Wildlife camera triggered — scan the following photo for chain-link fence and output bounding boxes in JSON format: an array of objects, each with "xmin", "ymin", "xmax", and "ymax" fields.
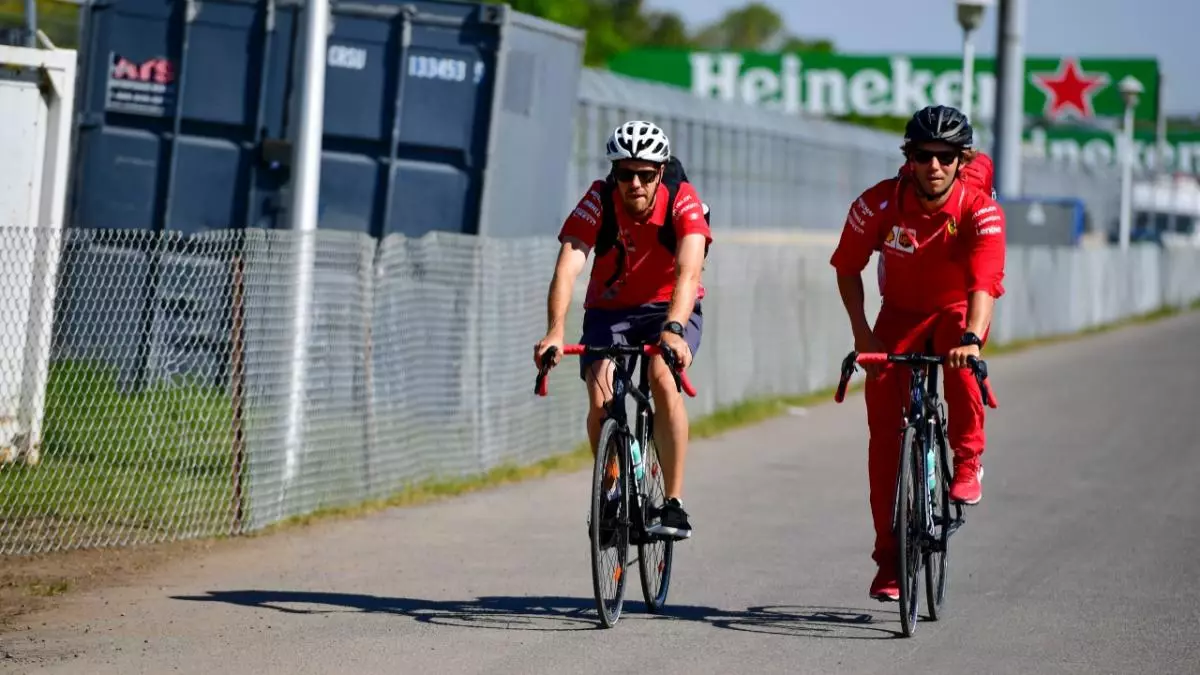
[
  {"xmin": 1, "ymin": 225, "xmax": 1199, "ymax": 555},
  {"xmin": 572, "ymin": 68, "xmax": 1134, "ymax": 238}
]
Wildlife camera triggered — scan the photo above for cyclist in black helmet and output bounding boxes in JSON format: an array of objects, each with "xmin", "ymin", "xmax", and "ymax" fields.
[{"xmin": 830, "ymin": 104, "xmax": 1007, "ymax": 602}]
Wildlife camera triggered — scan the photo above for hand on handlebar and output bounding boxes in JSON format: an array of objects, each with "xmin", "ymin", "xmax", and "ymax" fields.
[
  {"xmin": 535, "ymin": 343, "xmax": 698, "ymax": 398},
  {"xmin": 834, "ymin": 350, "xmax": 999, "ymax": 409},
  {"xmin": 656, "ymin": 339, "xmax": 689, "ymax": 395},
  {"xmin": 947, "ymin": 343, "xmax": 980, "ymax": 370},
  {"xmin": 853, "ymin": 330, "xmax": 886, "ymax": 378},
  {"xmin": 533, "ymin": 334, "xmax": 563, "ymax": 369},
  {"xmin": 658, "ymin": 331, "xmax": 692, "ymax": 370}
]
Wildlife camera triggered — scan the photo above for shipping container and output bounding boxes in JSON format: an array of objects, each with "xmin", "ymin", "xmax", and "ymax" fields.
[
  {"xmin": 55, "ymin": 0, "xmax": 584, "ymax": 394},
  {"xmin": 67, "ymin": 0, "xmax": 585, "ymax": 238}
]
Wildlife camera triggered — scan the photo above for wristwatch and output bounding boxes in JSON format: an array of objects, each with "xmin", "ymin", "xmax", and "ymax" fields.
[
  {"xmin": 662, "ymin": 321, "xmax": 685, "ymax": 337},
  {"xmin": 960, "ymin": 331, "xmax": 982, "ymax": 348}
]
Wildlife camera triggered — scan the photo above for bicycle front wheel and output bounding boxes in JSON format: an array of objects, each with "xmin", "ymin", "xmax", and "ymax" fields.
[
  {"xmin": 925, "ymin": 411, "xmax": 951, "ymax": 621},
  {"xmin": 591, "ymin": 418, "xmax": 630, "ymax": 628},
  {"xmin": 896, "ymin": 425, "xmax": 922, "ymax": 637},
  {"xmin": 637, "ymin": 422, "xmax": 674, "ymax": 612}
]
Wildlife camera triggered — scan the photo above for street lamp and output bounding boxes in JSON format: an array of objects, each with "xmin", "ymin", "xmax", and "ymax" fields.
[
  {"xmin": 1117, "ymin": 75, "xmax": 1144, "ymax": 250},
  {"xmin": 955, "ymin": 0, "xmax": 994, "ymax": 120}
]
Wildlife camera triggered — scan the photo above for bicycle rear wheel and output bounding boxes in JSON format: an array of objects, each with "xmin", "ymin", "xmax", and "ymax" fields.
[
  {"xmin": 636, "ymin": 420, "xmax": 674, "ymax": 612},
  {"xmin": 896, "ymin": 425, "xmax": 923, "ymax": 637},
  {"xmin": 925, "ymin": 409, "xmax": 951, "ymax": 621},
  {"xmin": 591, "ymin": 418, "xmax": 630, "ymax": 628}
]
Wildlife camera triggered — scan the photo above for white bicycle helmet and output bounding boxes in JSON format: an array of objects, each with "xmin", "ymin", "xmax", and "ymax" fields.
[{"xmin": 605, "ymin": 120, "xmax": 671, "ymax": 164}]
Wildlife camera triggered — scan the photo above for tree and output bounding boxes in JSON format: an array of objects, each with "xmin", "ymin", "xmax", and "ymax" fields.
[
  {"xmin": 694, "ymin": 2, "xmax": 785, "ymax": 51},
  {"xmin": 496, "ymin": 0, "xmax": 907, "ymax": 135}
]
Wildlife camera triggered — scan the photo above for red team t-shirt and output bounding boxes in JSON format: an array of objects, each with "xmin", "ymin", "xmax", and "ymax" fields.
[
  {"xmin": 559, "ymin": 179, "xmax": 713, "ymax": 310},
  {"xmin": 830, "ymin": 175, "xmax": 1007, "ymax": 314}
]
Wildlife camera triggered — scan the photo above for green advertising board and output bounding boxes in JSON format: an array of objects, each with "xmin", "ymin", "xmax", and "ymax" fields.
[
  {"xmin": 607, "ymin": 49, "xmax": 1161, "ymax": 125},
  {"xmin": 1026, "ymin": 126, "xmax": 1200, "ymax": 175}
]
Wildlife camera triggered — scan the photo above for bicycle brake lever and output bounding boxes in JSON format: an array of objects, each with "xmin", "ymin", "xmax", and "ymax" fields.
[
  {"xmin": 534, "ymin": 347, "xmax": 560, "ymax": 396},
  {"xmin": 966, "ymin": 356, "xmax": 998, "ymax": 408},
  {"xmin": 658, "ymin": 341, "xmax": 685, "ymax": 393}
]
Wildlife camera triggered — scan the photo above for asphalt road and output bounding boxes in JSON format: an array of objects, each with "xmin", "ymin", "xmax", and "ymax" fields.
[{"xmin": 4, "ymin": 312, "xmax": 1199, "ymax": 674}]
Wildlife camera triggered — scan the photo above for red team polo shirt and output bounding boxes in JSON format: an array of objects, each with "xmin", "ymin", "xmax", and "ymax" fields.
[
  {"xmin": 830, "ymin": 176, "xmax": 1007, "ymax": 314},
  {"xmin": 559, "ymin": 179, "xmax": 713, "ymax": 310}
]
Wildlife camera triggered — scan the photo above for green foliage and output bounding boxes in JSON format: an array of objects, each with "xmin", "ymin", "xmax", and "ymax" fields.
[
  {"xmin": 495, "ymin": 1, "xmax": 902, "ymax": 134},
  {"xmin": 0, "ymin": 360, "xmax": 236, "ymax": 543},
  {"xmin": 494, "ymin": 0, "xmax": 834, "ymax": 69},
  {"xmin": 0, "ymin": 0, "xmax": 79, "ymax": 48}
]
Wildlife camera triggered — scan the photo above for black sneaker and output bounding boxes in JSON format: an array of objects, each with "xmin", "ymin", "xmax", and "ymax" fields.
[{"xmin": 648, "ymin": 498, "xmax": 692, "ymax": 540}]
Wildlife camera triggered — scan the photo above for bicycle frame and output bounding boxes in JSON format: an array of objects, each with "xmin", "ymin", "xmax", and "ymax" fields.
[
  {"xmin": 536, "ymin": 342, "xmax": 697, "ymax": 544},
  {"xmin": 835, "ymin": 349, "xmax": 998, "ymax": 635},
  {"xmin": 893, "ymin": 356, "xmax": 954, "ymax": 547},
  {"xmin": 836, "ymin": 349, "xmax": 997, "ymax": 531},
  {"xmin": 536, "ymin": 342, "xmax": 696, "ymax": 626}
]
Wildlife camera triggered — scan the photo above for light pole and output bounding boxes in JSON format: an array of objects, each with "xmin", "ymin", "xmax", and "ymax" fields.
[
  {"xmin": 955, "ymin": 0, "xmax": 993, "ymax": 121},
  {"xmin": 1117, "ymin": 75, "xmax": 1144, "ymax": 250}
]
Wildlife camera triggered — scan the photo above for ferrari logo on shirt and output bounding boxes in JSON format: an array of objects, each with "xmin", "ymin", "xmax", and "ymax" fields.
[
  {"xmin": 884, "ymin": 225, "xmax": 917, "ymax": 254},
  {"xmin": 947, "ymin": 216, "xmax": 957, "ymax": 236}
]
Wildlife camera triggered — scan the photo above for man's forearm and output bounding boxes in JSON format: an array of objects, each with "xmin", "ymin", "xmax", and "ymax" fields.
[
  {"xmin": 836, "ymin": 273, "xmax": 872, "ymax": 340},
  {"xmin": 545, "ymin": 241, "xmax": 586, "ymax": 338},
  {"xmin": 965, "ymin": 290, "xmax": 995, "ymax": 339},
  {"xmin": 666, "ymin": 237, "xmax": 704, "ymax": 325},
  {"xmin": 666, "ymin": 269, "xmax": 700, "ymax": 325},
  {"xmin": 545, "ymin": 270, "xmax": 574, "ymax": 338}
]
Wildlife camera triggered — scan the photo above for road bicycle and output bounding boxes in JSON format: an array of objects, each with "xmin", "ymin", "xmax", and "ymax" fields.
[
  {"xmin": 536, "ymin": 341, "xmax": 697, "ymax": 628},
  {"xmin": 835, "ymin": 349, "xmax": 998, "ymax": 637}
]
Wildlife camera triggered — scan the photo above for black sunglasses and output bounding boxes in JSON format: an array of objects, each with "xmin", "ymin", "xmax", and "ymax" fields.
[
  {"xmin": 910, "ymin": 149, "xmax": 960, "ymax": 165},
  {"xmin": 613, "ymin": 167, "xmax": 660, "ymax": 184}
]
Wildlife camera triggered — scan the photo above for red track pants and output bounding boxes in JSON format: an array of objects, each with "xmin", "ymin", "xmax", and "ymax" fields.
[{"xmin": 864, "ymin": 302, "xmax": 989, "ymax": 568}]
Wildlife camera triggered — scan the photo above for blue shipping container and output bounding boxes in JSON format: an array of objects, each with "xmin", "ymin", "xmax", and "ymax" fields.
[
  {"xmin": 55, "ymin": 0, "xmax": 584, "ymax": 395},
  {"xmin": 68, "ymin": 0, "xmax": 585, "ymax": 238}
]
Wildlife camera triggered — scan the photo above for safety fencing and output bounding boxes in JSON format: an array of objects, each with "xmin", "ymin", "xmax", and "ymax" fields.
[
  {"xmin": 571, "ymin": 68, "xmax": 1127, "ymax": 237},
  {"xmin": 1, "ymin": 225, "xmax": 1199, "ymax": 555}
]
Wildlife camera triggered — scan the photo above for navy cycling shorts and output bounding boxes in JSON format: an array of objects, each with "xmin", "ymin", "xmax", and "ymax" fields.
[{"xmin": 576, "ymin": 301, "xmax": 703, "ymax": 381}]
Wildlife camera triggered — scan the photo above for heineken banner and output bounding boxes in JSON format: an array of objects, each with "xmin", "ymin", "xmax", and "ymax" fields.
[
  {"xmin": 607, "ymin": 49, "xmax": 1161, "ymax": 125},
  {"xmin": 1027, "ymin": 126, "xmax": 1200, "ymax": 175}
]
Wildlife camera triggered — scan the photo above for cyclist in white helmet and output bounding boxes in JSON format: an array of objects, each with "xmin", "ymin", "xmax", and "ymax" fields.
[{"xmin": 535, "ymin": 120, "xmax": 713, "ymax": 540}]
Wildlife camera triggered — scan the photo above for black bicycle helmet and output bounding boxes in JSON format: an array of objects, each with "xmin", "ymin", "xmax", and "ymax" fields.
[{"xmin": 904, "ymin": 105, "xmax": 974, "ymax": 148}]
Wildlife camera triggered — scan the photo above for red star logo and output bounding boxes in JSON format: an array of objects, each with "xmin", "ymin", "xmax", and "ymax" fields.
[{"xmin": 1031, "ymin": 58, "xmax": 1110, "ymax": 120}]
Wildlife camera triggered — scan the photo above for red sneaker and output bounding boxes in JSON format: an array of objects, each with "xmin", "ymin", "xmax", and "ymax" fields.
[
  {"xmin": 869, "ymin": 567, "xmax": 900, "ymax": 602},
  {"xmin": 950, "ymin": 461, "xmax": 984, "ymax": 505}
]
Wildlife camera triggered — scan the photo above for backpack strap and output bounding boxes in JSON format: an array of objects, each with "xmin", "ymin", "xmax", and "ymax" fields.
[
  {"xmin": 594, "ymin": 178, "xmax": 618, "ymax": 258},
  {"xmin": 594, "ymin": 179, "xmax": 626, "ymax": 288},
  {"xmin": 657, "ymin": 180, "xmax": 681, "ymax": 250},
  {"xmin": 657, "ymin": 157, "xmax": 712, "ymax": 258}
]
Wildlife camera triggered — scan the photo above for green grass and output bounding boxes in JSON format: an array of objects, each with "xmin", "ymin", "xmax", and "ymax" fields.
[{"xmin": 0, "ymin": 361, "xmax": 238, "ymax": 551}]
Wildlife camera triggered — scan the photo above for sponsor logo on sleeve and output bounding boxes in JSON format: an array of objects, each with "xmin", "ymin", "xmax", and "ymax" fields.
[{"xmin": 572, "ymin": 208, "xmax": 598, "ymax": 227}]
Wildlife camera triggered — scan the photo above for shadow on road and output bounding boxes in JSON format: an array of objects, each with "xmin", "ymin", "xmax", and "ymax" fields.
[{"xmin": 172, "ymin": 590, "xmax": 903, "ymax": 638}]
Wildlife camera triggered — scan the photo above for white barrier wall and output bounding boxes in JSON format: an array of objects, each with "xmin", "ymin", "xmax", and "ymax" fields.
[{"xmin": 0, "ymin": 41, "xmax": 77, "ymax": 465}]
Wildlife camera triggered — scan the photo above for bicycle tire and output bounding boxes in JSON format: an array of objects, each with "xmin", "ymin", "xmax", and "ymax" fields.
[
  {"xmin": 896, "ymin": 425, "xmax": 922, "ymax": 637},
  {"xmin": 591, "ymin": 417, "xmax": 630, "ymax": 628},
  {"xmin": 925, "ymin": 407, "xmax": 951, "ymax": 621},
  {"xmin": 636, "ymin": 416, "xmax": 674, "ymax": 612}
]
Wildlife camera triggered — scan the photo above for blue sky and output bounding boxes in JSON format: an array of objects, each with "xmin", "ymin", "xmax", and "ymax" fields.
[{"xmin": 643, "ymin": 0, "xmax": 1196, "ymax": 115}]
